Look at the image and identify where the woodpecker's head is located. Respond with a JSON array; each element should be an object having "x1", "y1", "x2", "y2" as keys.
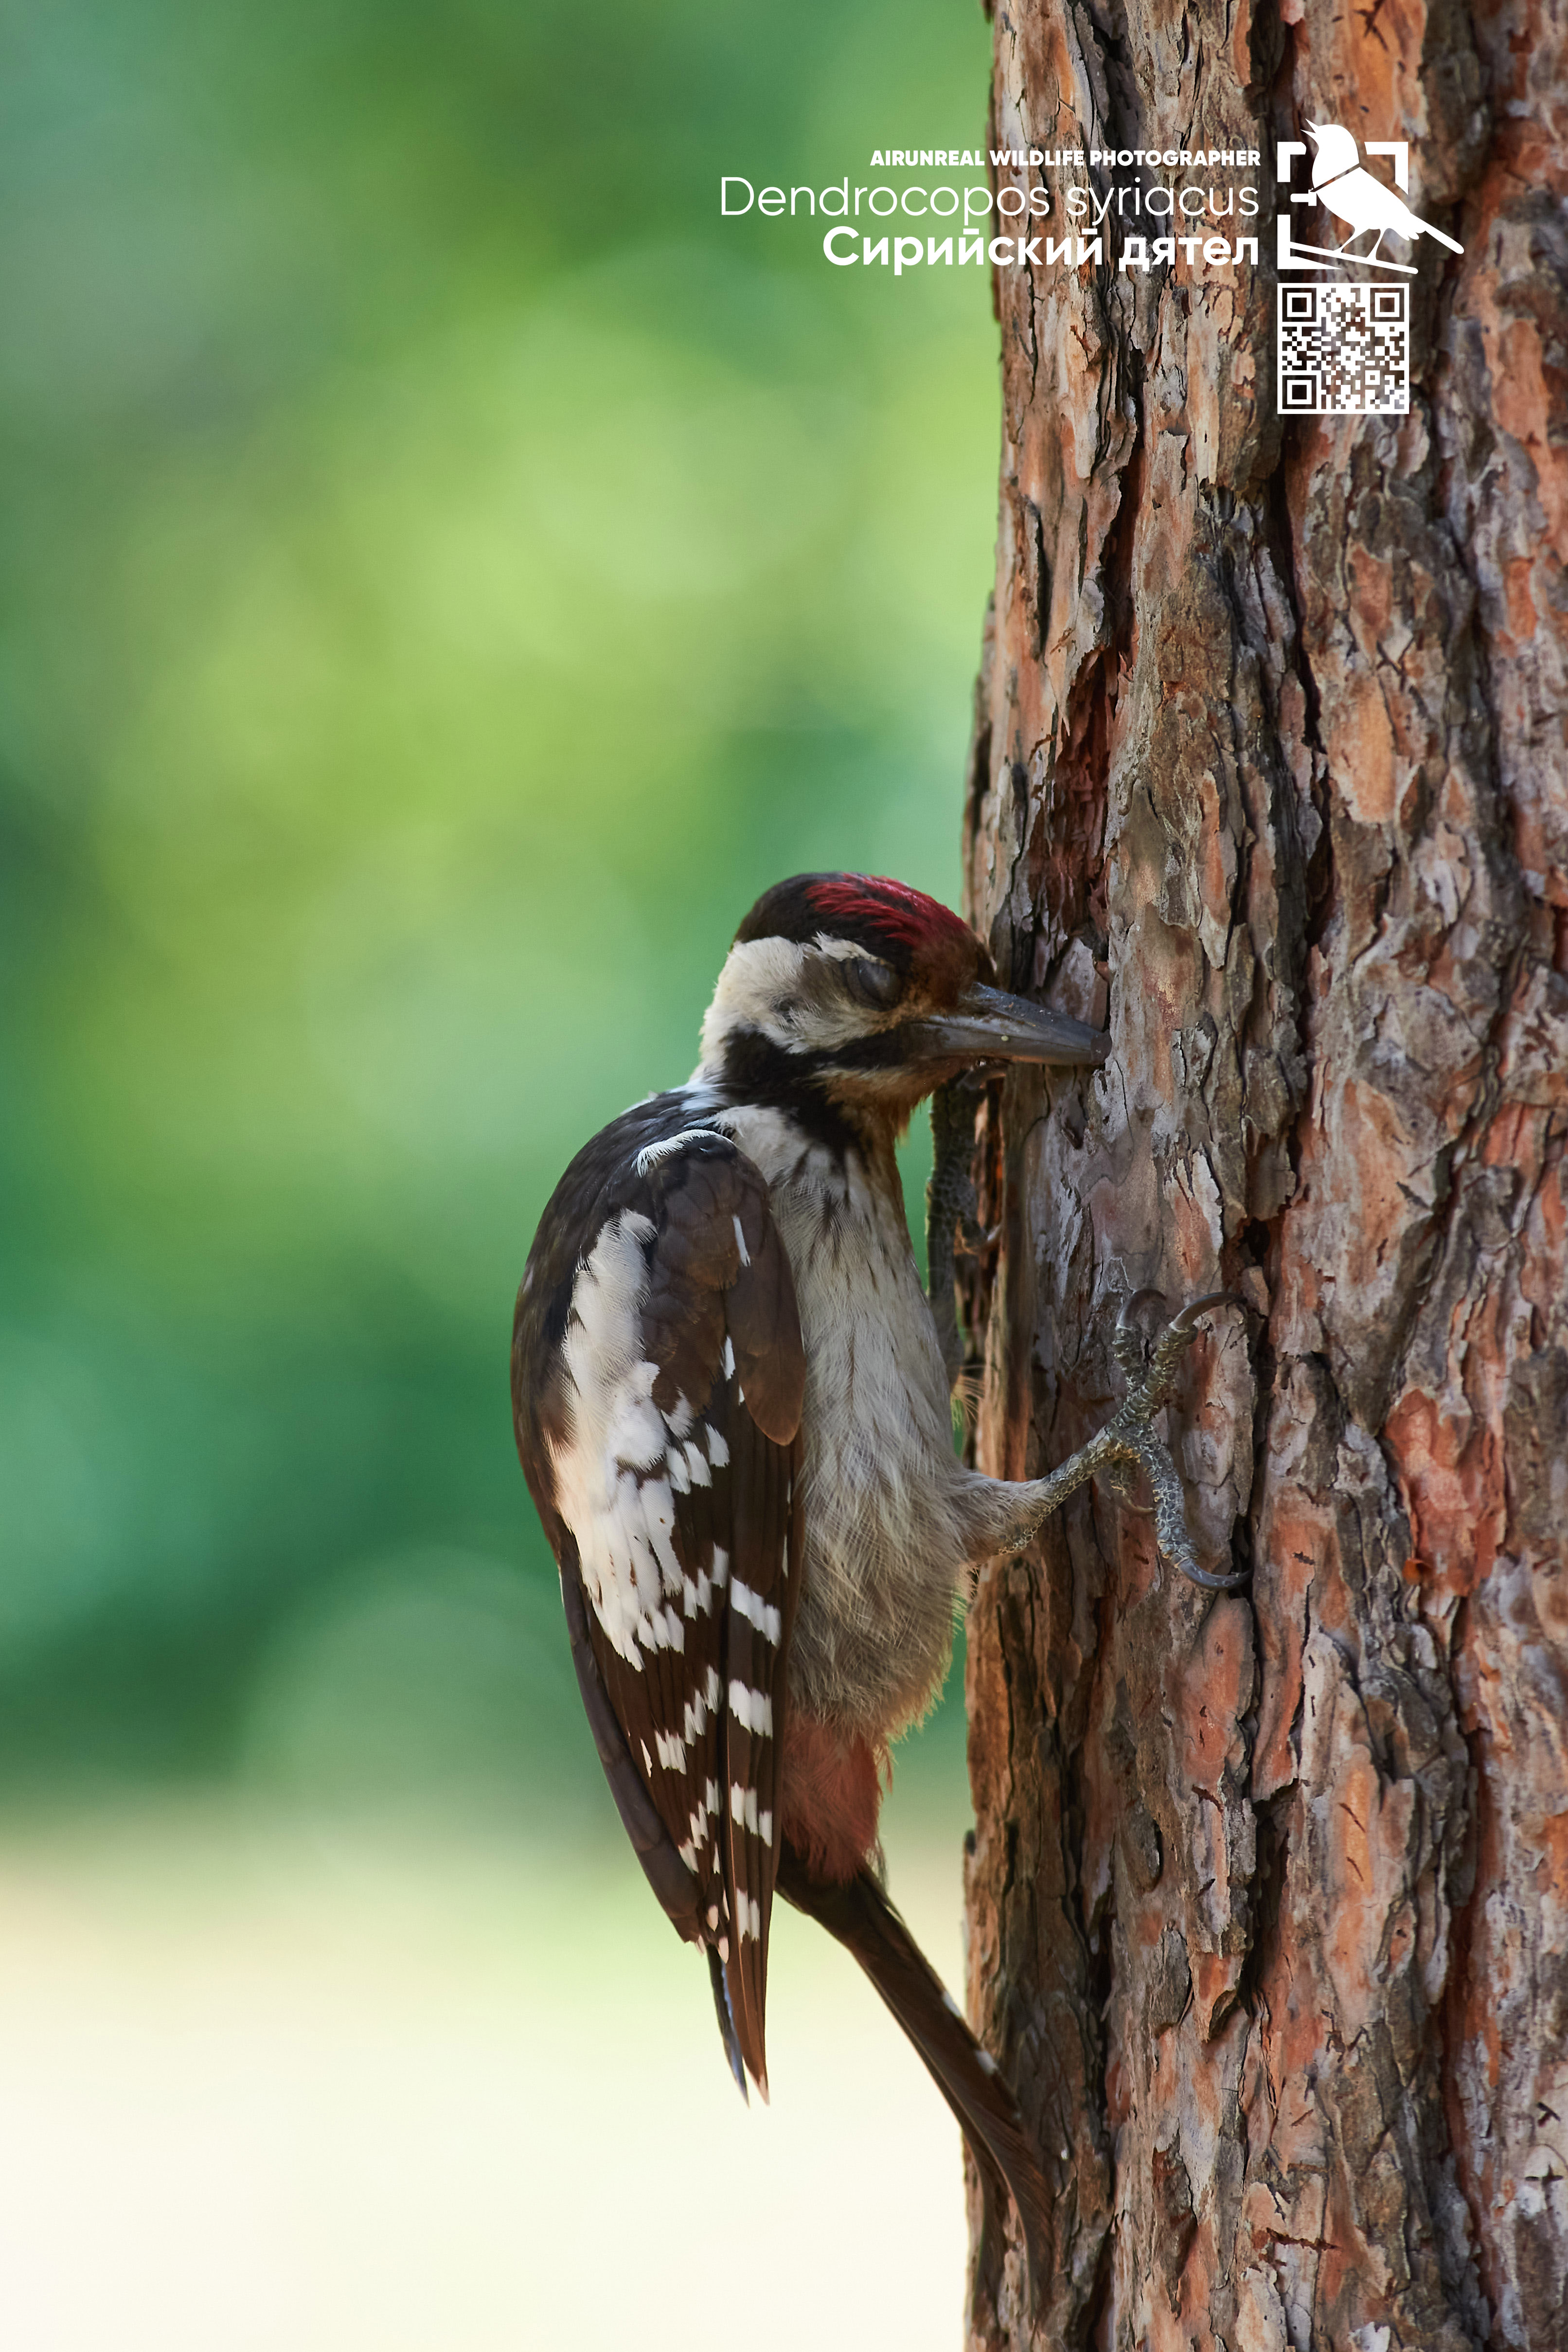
[{"x1": 695, "y1": 872, "x2": 1107, "y2": 1130}]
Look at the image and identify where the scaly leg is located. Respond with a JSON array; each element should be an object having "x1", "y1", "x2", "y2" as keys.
[{"x1": 1002, "y1": 1290, "x2": 1249, "y2": 1592}]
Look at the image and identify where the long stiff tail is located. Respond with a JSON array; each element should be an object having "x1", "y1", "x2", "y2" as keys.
[{"x1": 776, "y1": 1847, "x2": 1051, "y2": 2294}]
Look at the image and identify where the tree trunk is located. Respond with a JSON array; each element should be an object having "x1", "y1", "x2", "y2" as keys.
[{"x1": 956, "y1": 4, "x2": 1568, "y2": 2348}]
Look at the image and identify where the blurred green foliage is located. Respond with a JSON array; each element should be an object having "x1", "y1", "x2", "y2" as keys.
[{"x1": 0, "y1": 0, "x2": 997, "y2": 1813}]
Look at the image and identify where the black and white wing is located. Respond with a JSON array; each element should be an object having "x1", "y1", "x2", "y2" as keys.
[{"x1": 512, "y1": 1102, "x2": 805, "y2": 2099}]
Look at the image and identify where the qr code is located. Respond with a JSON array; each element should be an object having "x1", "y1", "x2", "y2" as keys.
[{"x1": 1277, "y1": 281, "x2": 1408, "y2": 415}]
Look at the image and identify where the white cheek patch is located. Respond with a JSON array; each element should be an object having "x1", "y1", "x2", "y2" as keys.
[
  {"x1": 697, "y1": 932, "x2": 892, "y2": 1066},
  {"x1": 698, "y1": 937, "x2": 808, "y2": 1064}
]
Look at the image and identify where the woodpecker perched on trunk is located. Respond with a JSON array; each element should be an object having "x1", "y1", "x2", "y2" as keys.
[{"x1": 511, "y1": 872, "x2": 1239, "y2": 2280}]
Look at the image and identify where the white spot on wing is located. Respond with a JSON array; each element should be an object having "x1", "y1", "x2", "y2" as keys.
[
  {"x1": 683, "y1": 1439, "x2": 711, "y2": 1488},
  {"x1": 681, "y1": 1687, "x2": 712, "y2": 1744},
  {"x1": 731, "y1": 1579, "x2": 783, "y2": 1644},
  {"x1": 731, "y1": 1215, "x2": 751, "y2": 1268},
  {"x1": 634, "y1": 1602, "x2": 686, "y2": 1656},
  {"x1": 633, "y1": 1128, "x2": 723, "y2": 1175},
  {"x1": 728, "y1": 1681, "x2": 774, "y2": 1737}
]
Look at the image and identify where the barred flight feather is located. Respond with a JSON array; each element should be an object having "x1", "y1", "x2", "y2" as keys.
[{"x1": 512, "y1": 1108, "x2": 804, "y2": 2099}]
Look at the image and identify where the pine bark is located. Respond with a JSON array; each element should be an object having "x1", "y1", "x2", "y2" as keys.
[{"x1": 956, "y1": 3, "x2": 1568, "y2": 2348}]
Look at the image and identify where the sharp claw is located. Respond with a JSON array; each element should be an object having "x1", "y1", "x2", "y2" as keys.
[
  {"x1": 1105, "y1": 1288, "x2": 1253, "y2": 1590},
  {"x1": 1171, "y1": 1554, "x2": 1252, "y2": 1592},
  {"x1": 1116, "y1": 1286, "x2": 1169, "y2": 1332},
  {"x1": 1165, "y1": 1289, "x2": 1247, "y2": 1337},
  {"x1": 1018, "y1": 1288, "x2": 1254, "y2": 1590}
]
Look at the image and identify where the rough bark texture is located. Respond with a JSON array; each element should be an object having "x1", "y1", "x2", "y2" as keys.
[{"x1": 956, "y1": 4, "x2": 1568, "y2": 2348}]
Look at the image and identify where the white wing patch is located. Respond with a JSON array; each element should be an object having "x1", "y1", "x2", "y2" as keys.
[
  {"x1": 731, "y1": 1579, "x2": 783, "y2": 1644},
  {"x1": 550, "y1": 1207, "x2": 730, "y2": 1666},
  {"x1": 729, "y1": 1784, "x2": 773, "y2": 1845},
  {"x1": 728, "y1": 1680, "x2": 774, "y2": 1737},
  {"x1": 634, "y1": 1127, "x2": 723, "y2": 1176}
]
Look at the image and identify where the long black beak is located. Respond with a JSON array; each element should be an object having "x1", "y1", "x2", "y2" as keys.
[{"x1": 897, "y1": 981, "x2": 1108, "y2": 1069}]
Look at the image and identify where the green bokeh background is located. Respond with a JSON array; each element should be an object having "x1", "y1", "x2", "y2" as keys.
[{"x1": 1, "y1": 0, "x2": 1000, "y2": 1826}]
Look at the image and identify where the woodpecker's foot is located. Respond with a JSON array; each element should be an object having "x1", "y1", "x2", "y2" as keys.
[{"x1": 1016, "y1": 1289, "x2": 1249, "y2": 1591}]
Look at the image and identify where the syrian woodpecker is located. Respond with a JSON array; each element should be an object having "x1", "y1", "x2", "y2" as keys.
[{"x1": 511, "y1": 872, "x2": 1238, "y2": 2277}]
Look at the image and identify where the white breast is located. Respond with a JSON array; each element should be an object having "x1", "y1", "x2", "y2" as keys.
[{"x1": 717, "y1": 1107, "x2": 974, "y2": 1739}]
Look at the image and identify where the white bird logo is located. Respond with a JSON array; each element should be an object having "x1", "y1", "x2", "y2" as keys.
[{"x1": 1305, "y1": 122, "x2": 1464, "y2": 263}]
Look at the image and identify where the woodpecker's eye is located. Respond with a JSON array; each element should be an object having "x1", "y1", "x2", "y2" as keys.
[{"x1": 843, "y1": 956, "x2": 901, "y2": 1010}]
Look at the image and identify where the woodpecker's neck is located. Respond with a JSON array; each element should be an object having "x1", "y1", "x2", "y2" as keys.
[{"x1": 691, "y1": 1040, "x2": 912, "y2": 1204}]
